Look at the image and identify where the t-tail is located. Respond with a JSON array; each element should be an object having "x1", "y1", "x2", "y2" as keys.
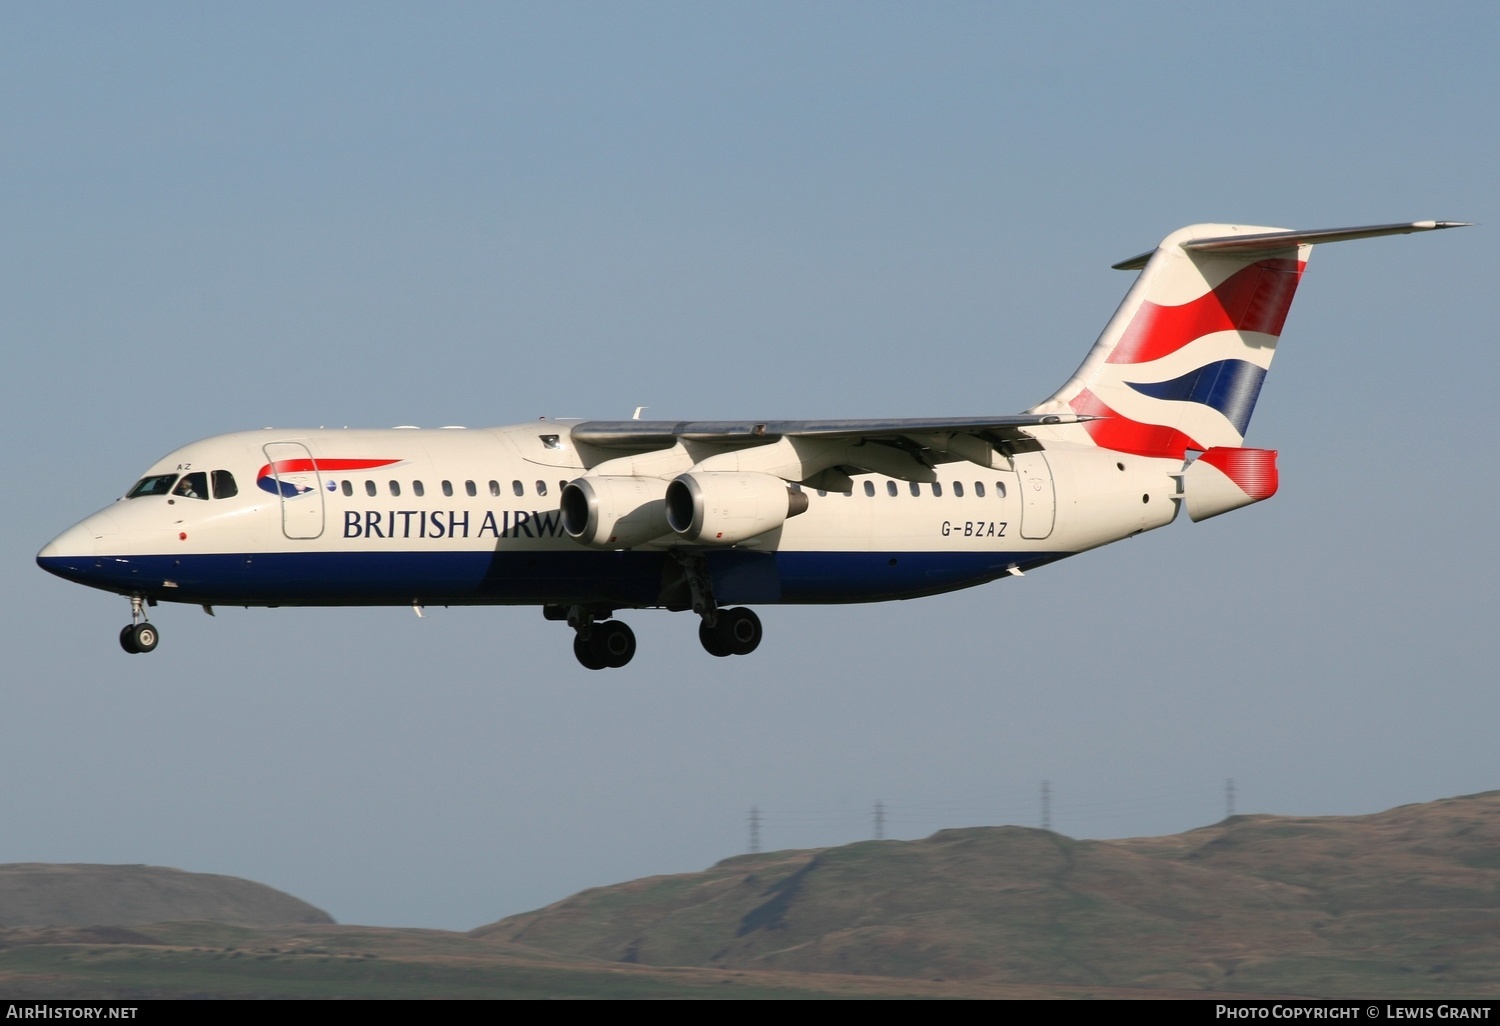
[{"x1": 1031, "y1": 221, "x2": 1468, "y2": 461}]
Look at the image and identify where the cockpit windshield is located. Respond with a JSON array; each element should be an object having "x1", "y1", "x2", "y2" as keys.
[
  {"x1": 125, "y1": 470, "x2": 238, "y2": 500},
  {"x1": 172, "y1": 472, "x2": 209, "y2": 500},
  {"x1": 126, "y1": 474, "x2": 178, "y2": 499}
]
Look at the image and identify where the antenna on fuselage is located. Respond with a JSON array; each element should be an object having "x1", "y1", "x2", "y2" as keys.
[{"x1": 632, "y1": 406, "x2": 647, "y2": 420}]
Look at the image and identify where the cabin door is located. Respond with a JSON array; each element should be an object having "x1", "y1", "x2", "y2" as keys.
[
  {"x1": 262, "y1": 441, "x2": 326, "y2": 540},
  {"x1": 1012, "y1": 450, "x2": 1055, "y2": 540}
]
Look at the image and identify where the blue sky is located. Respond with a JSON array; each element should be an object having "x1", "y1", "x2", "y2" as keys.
[{"x1": 4, "y1": 2, "x2": 1497, "y2": 929}]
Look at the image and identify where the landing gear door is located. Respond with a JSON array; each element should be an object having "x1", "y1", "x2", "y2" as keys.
[
  {"x1": 1012, "y1": 450, "x2": 1055, "y2": 540},
  {"x1": 261, "y1": 442, "x2": 325, "y2": 540}
]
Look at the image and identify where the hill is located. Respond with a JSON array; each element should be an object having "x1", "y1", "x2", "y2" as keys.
[
  {"x1": 476, "y1": 792, "x2": 1500, "y2": 996},
  {"x1": 3, "y1": 793, "x2": 1499, "y2": 997},
  {"x1": 0, "y1": 864, "x2": 333, "y2": 928}
]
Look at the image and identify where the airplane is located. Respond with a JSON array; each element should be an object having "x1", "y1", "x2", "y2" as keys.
[{"x1": 37, "y1": 220, "x2": 1466, "y2": 669}]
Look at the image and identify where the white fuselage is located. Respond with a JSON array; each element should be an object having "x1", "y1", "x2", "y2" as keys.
[
  {"x1": 47, "y1": 220, "x2": 1456, "y2": 662},
  {"x1": 38, "y1": 423, "x2": 1180, "y2": 611}
]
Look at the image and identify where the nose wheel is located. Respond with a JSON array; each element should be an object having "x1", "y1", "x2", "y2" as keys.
[
  {"x1": 120, "y1": 622, "x2": 159, "y2": 654},
  {"x1": 119, "y1": 595, "x2": 160, "y2": 654}
]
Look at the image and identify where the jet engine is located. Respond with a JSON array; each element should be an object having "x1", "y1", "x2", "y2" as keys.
[
  {"x1": 560, "y1": 476, "x2": 672, "y2": 548},
  {"x1": 665, "y1": 472, "x2": 809, "y2": 545}
]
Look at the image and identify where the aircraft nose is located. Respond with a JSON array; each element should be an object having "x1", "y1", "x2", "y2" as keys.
[{"x1": 37, "y1": 513, "x2": 118, "y2": 575}]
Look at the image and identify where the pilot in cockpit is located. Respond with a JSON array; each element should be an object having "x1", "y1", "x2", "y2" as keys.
[{"x1": 173, "y1": 472, "x2": 208, "y2": 499}]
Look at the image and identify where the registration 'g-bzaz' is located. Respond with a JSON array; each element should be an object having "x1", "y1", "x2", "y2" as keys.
[{"x1": 39, "y1": 221, "x2": 1466, "y2": 668}]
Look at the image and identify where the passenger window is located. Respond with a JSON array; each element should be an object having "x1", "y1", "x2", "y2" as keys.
[
  {"x1": 910, "y1": 482, "x2": 920, "y2": 497},
  {"x1": 863, "y1": 481, "x2": 875, "y2": 497},
  {"x1": 389, "y1": 480, "x2": 401, "y2": 497},
  {"x1": 489, "y1": 480, "x2": 500, "y2": 497},
  {"x1": 366, "y1": 481, "x2": 377, "y2": 497},
  {"x1": 559, "y1": 480, "x2": 567, "y2": 494},
  {"x1": 886, "y1": 481, "x2": 898, "y2": 497},
  {"x1": 512, "y1": 480, "x2": 524, "y2": 497},
  {"x1": 995, "y1": 481, "x2": 1007, "y2": 498},
  {"x1": 212, "y1": 470, "x2": 238, "y2": 499},
  {"x1": 932, "y1": 482, "x2": 943, "y2": 497},
  {"x1": 341, "y1": 480, "x2": 353, "y2": 497},
  {"x1": 413, "y1": 481, "x2": 425, "y2": 497},
  {"x1": 534, "y1": 480, "x2": 547, "y2": 497},
  {"x1": 466, "y1": 480, "x2": 477, "y2": 497},
  {"x1": 974, "y1": 482, "x2": 986, "y2": 498},
  {"x1": 953, "y1": 481, "x2": 965, "y2": 497},
  {"x1": 817, "y1": 489, "x2": 827, "y2": 497},
  {"x1": 173, "y1": 472, "x2": 209, "y2": 500},
  {"x1": 442, "y1": 481, "x2": 453, "y2": 497}
]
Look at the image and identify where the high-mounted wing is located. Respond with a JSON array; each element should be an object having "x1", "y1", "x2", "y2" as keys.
[
  {"x1": 567, "y1": 413, "x2": 1093, "y2": 487},
  {"x1": 570, "y1": 413, "x2": 1086, "y2": 448}
]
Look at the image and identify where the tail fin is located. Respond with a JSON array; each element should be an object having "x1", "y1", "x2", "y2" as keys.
[{"x1": 1031, "y1": 221, "x2": 1467, "y2": 459}]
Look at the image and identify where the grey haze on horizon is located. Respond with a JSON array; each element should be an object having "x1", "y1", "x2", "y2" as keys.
[{"x1": 3, "y1": 2, "x2": 1496, "y2": 930}]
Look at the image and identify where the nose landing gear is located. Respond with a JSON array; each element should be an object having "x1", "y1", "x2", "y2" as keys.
[{"x1": 119, "y1": 595, "x2": 159, "y2": 654}]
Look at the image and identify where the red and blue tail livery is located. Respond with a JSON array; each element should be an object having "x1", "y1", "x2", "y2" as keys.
[{"x1": 39, "y1": 220, "x2": 1467, "y2": 667}]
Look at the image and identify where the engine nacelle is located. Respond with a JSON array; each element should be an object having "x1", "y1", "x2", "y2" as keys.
[
  {"x1": 1183, "y1": 447, "x2": 1279, "y2": 523},
  {"x1": 665, "y1": 472, "x2": 809, "y2": 545},
  {"x1": 560, "y1": 476, "x2": 672, "y2": 548}
]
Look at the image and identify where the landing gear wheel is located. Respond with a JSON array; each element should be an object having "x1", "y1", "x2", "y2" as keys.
[
  {"x1": 699, "y1": 619, "x2": 732, "y2": 657},
  {"x1": 720, "y1": 607, "x2": 762, "y2": 656},
  {"x1": 126, "y1": 622, "x2": 159, "y2": 654},
  {"x1": 573, "y1": 633, "x2": 608, "y2": 670},
  {"x1": 596, "y1": 620, "x2": 636, "y2": 669},
  {"x1": 120, "y1": 624, "x2": 140, "y2": 654},
  {"x1": 573, "y1": 620, "x2": 637, "y2": 670}
]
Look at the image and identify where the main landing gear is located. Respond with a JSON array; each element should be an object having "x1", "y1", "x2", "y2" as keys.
[
  {"x1": 671, "y1": 549, "x2": 762, "y2": 659},
  {"x1": 573, "y1": 619, "x2": 637, "y2": 671},
  {"x1": 698, "y1": 607, "x2": 762, "y2": 658},
  {"x1": 547, "y1": 601, "x2": 764, "y2": 669},
  {"x1": 119, "y1": 595, "x2": 159, "y2": 654},
  {"x1": 551, "y1": 605, "x2": 638, "y2": 670}
]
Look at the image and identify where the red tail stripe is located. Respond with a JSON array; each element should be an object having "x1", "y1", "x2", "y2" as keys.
[
  {"x1": 1197, "y1": 447, "x2": 1279, "y2": 500},
  {"x1": 1108, "y1": 259, "x2": 1305, "y2": 365},
  {"x1": 1069, "y1": 389, "x2": 1202, "y2": 460}
]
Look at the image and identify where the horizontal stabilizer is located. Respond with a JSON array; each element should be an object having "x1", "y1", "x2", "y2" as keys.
[{"x1": 1111, "y1": 220, "x2": 1469, "y2": 270}]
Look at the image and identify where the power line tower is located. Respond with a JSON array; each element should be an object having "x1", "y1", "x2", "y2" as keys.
[
  {"x1": 874, "y1": 800, "x2": 885, "y2": 840},
  {"x1": 1225, "y1": 778, "x2": 1236, "y2": 819},
  {"x1": 748, "y1": 806, "x2": 761, "y2": 854},
  {"x1": 1041, "y1": 780, "x2": 1052, "y2": 832}
]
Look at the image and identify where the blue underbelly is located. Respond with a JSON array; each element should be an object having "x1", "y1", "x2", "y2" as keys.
[{"x1": 38, "y1": 547, "x2": 1066, "y2": 607}]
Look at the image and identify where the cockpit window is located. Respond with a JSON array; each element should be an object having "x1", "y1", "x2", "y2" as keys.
[
  {"x1": 173, "y1": 472, "x2": 209, "y2": 500},
  {"x1": 126, "y1": 474, "x2": 178, "y2": 499},
  {"x1": 212, "y1": 470, "x2": 238, "y2": 499}
]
